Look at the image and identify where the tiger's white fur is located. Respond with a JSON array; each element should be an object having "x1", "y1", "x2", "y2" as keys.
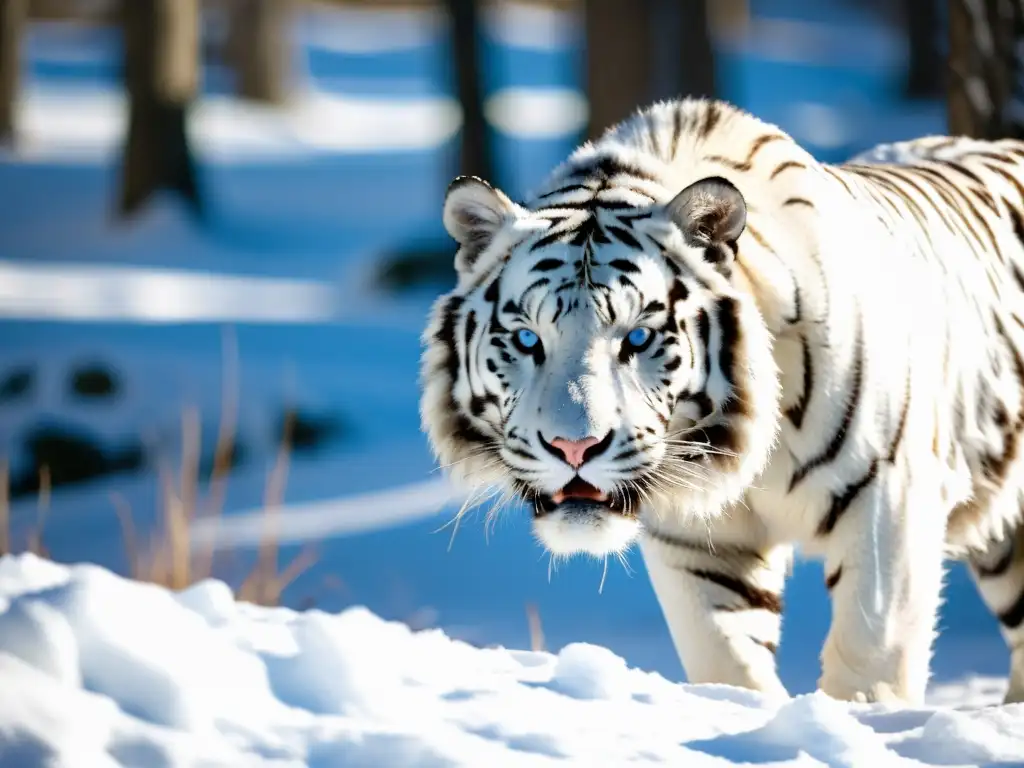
[{"x1": 420, "y1": 98, "x2": 1024, "y2": 705}]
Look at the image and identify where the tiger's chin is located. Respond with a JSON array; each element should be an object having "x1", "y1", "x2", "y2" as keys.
[{"x1": 531, "y1": 499, "x2": 641, "y2": 557}]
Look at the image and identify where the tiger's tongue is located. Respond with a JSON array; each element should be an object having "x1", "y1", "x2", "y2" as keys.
[{"x1": 552, "y1": 477, "x2": 608, "y2": 504}]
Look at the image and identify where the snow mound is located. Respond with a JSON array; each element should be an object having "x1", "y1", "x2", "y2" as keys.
[{"x1": 0, "y1": 554, "x2": 1022, "y2": 767}]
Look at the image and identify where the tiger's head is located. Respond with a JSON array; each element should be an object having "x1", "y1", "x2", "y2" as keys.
[{"x1": 420, "y1": 165, "x2": 780, "y2": 558}]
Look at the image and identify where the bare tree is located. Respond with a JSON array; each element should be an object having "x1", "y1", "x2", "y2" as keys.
[
  {"x1": 448, "y1": 0, "x2": 490, "y2": 179},
  {"x1": 585, "y1": 0, "x2": 653, "y2": 140},
  {"x1": 904, "y1": 0, "x2": 943, "y2": 98},
  {"x1": 0, "y1": 0, "x2": 26, "y2": 146},
  {"x1": 376, "y1": 0, "x2": 492, "y2": 289},
  {"x1": 118, "y1": 0, "x2": 203, "y2": 218},
  {"x1": 226, "y1": 0, "x2": 295, "y2": 105},
  {"x1": 585, "y1": 0, "x2": 717, "y2": 141},
  {"x1": 947, "y1": 0, "x2": 1024, "y2": 138},
  {"x1": 673, "y1": 0, "x2": 717, "y2": 101}
]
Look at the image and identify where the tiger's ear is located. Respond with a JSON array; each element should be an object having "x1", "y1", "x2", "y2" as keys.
[
  {"x1": 664, "y1": 176, "x2": 746, "y2": 268},
  {"x1": 443, "y1": 176, "x2": 516, "y2": 275}
]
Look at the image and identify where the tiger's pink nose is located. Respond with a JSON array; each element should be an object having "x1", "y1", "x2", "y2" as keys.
[{"x1": 549, "y1": 436, "x2": 602, "y2": 469}]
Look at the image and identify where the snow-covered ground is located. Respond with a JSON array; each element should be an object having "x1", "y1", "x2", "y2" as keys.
[{"x1": 1, "y1": 553, "x2": 1022, "y2": 767}]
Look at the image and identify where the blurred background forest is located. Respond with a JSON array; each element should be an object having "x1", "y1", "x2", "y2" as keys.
[{"x1": 0, "y1": 0, "x2": 1020, "y2": 702}]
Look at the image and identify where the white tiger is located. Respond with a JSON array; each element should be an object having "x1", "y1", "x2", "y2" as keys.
[{"x1": 419, "y1": 98, "x2": 1024, "y2": 705}]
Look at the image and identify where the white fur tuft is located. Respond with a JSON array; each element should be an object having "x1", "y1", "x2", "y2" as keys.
[{"x1": 533, "y1": 511, "x2": 641, "y2": 557}]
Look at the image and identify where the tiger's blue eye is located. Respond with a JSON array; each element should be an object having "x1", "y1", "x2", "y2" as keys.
[
  {"x1": 620, "y1": 326, "x2": 655, "y2": 360},
  {"x1": 513, "y1": 328, "x2": 540, "y2": 351},
  {"x1": 627, "y1": 327, "x2": 652, "y2": 348}
]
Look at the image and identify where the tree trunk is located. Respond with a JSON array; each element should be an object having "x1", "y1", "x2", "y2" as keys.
[
  {"x1": 373, "y1": 0, "x2": 492, "y2": 290},
  {"x1": 226, "y1": 0, "x2": 295, "y2": 104},
  {"x1": 709, "y1": 0, "x2": 748, "y2": 32},
  {"x1": 585, "y1": 0, "x2": 653, "y2": 140},
  {"x1": 119, "y1": 0, "x2": 203, "y2": 219},
  {"x1": 947, "y1": 0, "x2": 1024, "y2": 139},
  {"x1": 587, "y1": 0, "x2": 717, "y2": 141},
  {"x1": 0, "y1": 0, "x2": 26, "y2": 146},
  {"x1": 448, "y1": 0, "x2": 490, "y2": 179},
  {"x1": 904, "y1": 0, "x2": 943, "y2": 98},
  {"x1": 674, "y1": 0, "x2": 716, "y2": 101}
]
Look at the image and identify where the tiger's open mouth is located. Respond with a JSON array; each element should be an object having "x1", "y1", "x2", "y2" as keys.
[{"x1": 533, "y1": 476, "x2": 637, "y2": 517}]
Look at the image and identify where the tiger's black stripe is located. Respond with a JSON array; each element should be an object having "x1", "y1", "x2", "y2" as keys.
[
  {"x1": 1000, "y1": 588, "x2": 1024, "y2": 628},
  {"x1": 825, "y1": 567, "x2": 842, "y2": 591},
  {"x1": 973, "y1": 543, "x2": 1015, "y2": 578},
  {"x1": 785, "y1": 336, "x2": 814, "y2": 429},
  {"x1": 816, "y1": 361, "x2": 911, "y2": 536},
  {"x1": 790, "y1": 316, "x2": 865, "y2": 492},
  {"x1": 688, "y1": 569, "x2": 783, "y2": 614}
]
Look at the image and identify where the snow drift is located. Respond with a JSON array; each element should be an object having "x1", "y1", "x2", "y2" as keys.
[{"x1": 0, "y1": 554, "x2": 1022, "y2": 767}]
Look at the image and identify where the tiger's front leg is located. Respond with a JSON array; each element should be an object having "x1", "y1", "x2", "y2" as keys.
[
  {"x1": 639, "y1": 529, "x2": 792, "y2": 701},
  {"x1": 817, "y1": 465, "x2": 947, "y2": 705}
]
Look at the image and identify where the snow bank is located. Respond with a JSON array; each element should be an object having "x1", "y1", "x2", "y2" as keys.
[
  {"x1": 9, "y1": 87, "x2": 462, "y2": 164},
  {"x1": 1, "y1": 555, "x2": 1022, "y2": 766},
  {"x1": 0, "y1": 259, "x2": 338, "y2": 323},
  {"x1": 189, "y1": 477, "x2": 464, "y2": 549}
]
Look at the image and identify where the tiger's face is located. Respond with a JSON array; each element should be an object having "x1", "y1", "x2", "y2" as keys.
[{"x1": 421, "y1": 174, "x2": 780, "y2": 558}]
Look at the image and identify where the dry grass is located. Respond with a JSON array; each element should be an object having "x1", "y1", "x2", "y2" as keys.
[
  {"x1": 0, "y1": 460, "x2": 7, "y2": 558},
  {"x1": 1, "y1": 327, "x2": 317, "y2": 608},
  {"x1": 0, "y1": 459, "x2": 51, "y2": 560},
  {"x1": 525, "y1": 601, "x2": 545, "y2": 652}
]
